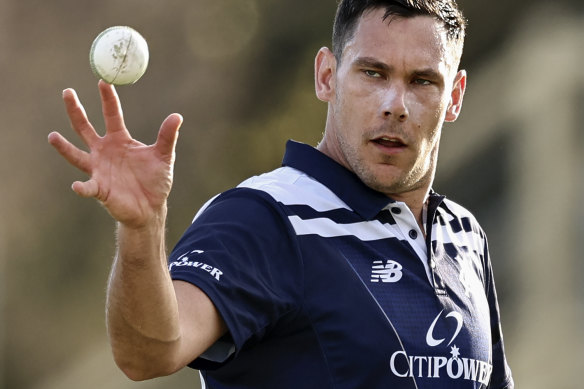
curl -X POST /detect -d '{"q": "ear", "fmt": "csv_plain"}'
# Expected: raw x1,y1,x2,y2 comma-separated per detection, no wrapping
445,70,467,122
315,47,336,102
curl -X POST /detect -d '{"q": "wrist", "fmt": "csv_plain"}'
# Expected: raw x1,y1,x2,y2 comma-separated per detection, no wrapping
116,205,168,263
118,203,168,232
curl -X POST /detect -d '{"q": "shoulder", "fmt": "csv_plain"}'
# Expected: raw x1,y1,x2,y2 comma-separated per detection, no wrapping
237,166,352,213
189,167,320,241
192,186,289,236
436,197,490,260
189,165,352,244
172,171,306,277
441,197,476,219
440,197,485,234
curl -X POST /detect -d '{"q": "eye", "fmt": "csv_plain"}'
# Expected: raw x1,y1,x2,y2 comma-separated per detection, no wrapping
364,70,382,78
414,78,432,86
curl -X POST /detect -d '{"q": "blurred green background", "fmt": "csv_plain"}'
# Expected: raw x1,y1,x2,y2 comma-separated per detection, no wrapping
1,0,582,388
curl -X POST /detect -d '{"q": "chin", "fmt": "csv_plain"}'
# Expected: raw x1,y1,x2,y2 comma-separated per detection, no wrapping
360,173,403,195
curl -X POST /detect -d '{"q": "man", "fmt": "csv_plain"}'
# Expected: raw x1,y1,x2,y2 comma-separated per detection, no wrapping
48,0,514,388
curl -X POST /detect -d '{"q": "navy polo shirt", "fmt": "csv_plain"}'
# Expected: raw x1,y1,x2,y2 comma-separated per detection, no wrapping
169,140,514,389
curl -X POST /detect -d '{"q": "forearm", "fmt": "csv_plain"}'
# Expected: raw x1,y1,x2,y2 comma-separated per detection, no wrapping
51,82,196,379
106,207,181,379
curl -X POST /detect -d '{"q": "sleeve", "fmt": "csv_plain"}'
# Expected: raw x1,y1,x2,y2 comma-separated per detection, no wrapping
482,237,515,389
168,188,304,369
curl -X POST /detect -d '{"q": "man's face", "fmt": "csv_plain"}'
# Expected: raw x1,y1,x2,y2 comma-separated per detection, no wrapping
316,9,466,200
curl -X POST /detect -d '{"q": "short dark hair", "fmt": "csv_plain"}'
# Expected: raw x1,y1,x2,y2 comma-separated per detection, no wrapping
332,0,467,63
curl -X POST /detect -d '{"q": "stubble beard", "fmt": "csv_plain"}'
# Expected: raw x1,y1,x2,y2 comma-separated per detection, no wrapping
337,129,436,198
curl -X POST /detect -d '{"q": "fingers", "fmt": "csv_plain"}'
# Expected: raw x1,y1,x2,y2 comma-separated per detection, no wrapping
63,88,100,147
48,131,92,174
49,131,98,198
71,179,99,198
98,80,127,134
155,113,183,160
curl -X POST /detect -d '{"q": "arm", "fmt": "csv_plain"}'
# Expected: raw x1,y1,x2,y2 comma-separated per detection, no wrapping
108,218,227,380
48,80,227,380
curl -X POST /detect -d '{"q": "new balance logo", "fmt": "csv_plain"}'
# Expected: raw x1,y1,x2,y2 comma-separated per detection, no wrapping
371,260,403,283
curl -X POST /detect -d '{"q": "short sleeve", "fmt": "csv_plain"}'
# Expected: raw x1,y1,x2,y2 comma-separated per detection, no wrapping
168,188,303,368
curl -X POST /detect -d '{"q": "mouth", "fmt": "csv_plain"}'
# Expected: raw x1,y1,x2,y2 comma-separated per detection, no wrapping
371,136,406,149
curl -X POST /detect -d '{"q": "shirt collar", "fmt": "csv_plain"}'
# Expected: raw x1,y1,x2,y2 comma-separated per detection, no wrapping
281,140,394,219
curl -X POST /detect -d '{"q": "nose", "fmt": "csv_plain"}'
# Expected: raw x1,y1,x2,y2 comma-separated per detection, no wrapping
381,83,408,121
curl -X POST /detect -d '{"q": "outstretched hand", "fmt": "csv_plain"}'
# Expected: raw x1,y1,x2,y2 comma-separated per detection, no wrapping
48,80,183,229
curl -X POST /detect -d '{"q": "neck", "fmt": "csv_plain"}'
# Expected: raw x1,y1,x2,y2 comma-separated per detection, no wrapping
389,187,430,232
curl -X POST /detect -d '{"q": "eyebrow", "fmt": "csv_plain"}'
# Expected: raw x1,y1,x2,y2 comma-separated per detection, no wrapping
412,68,443,81
353,57,391,72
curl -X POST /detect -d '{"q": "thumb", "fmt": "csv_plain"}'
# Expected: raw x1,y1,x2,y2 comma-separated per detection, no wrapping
72,179,100,199
155,113,183,158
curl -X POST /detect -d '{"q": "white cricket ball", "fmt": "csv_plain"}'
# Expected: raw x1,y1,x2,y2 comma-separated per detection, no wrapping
89,26,149,86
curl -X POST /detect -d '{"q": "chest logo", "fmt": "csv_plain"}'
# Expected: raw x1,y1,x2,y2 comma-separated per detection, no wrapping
371,260,403,283
390,310,493,384
426,310,463,347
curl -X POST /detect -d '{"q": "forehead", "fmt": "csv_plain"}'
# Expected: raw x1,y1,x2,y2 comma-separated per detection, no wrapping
343,9,453,71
